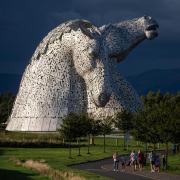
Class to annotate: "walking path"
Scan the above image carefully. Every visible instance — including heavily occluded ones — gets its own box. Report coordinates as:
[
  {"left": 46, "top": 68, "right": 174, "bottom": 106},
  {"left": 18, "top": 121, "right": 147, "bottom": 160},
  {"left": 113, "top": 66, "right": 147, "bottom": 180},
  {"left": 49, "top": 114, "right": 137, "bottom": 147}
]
[
  {"left": 71, "top": 156, "right": 180, "bottom": 180},
  {"left": 102, "top": 163, "right": 180, "bottom": 180}
]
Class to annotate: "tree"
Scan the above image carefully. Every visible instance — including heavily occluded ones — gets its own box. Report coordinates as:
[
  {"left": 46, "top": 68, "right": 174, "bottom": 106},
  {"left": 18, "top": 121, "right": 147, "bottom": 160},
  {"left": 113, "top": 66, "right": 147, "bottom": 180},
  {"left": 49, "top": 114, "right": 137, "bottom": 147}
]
[
  {"left": 87, "top": 118, "right": 101, "bottom": 153},
  {"left": 134, "top": 91, "right": 180, "bottom": 169},
  {"left": 58, "top": 113, "right": 76, "bottom": 158},
  {"left": 133, "top": 92, "right": 171, "bottom": 146},
  {"left": 0, "top": 92, "right": 15, "bottom": 127},
  {"left": 169, "top": 92, "right": 180, "bottom": 144},
  {"left": 158, "top": 93, "right": 180, "bottom": 168},
  {"left": 141, "top": 90, "right": 163, "bottom": 109},
  {"left": 58, "top": 112, "right": 90, "bottom": 158},
  {"left": 133, "top": 108, "right": 162, "bottom": 145},
  {"left": 114, "top": 110, "right": 134, "bottom": 150},
  {"left": 99, "top": 117, "right": 113, "bottom": 153},
  {"left": 75, "top": 113, "right": 91, "bottom": 156},
  {"left": 132, "top": 99, "right": 168, "bottom": 166},
  {"left": 89, "top": 119, "right": 102, "bottom": 146}
]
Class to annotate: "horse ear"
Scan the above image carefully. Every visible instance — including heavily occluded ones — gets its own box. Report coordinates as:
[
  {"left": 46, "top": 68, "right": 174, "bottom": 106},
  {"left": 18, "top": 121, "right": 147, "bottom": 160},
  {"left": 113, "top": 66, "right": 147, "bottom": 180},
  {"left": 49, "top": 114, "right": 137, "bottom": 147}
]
[
  {"left": 76, "top": 20, "right": 102, "bottom": 38},
  {"left": 69, "top": 20, "right": 100, "bottom": 38},
  {"left": 79, "top": 20, "right": 96, "bottom": 39},
  {"left": 79, "top": 20, "right": 94, "bottom": 29},
  {"left": 79, "top": 26, "right": 93, "bottom": 38},
  {"left": 99, "top": 24, "right": 114, "bottom": 34}
]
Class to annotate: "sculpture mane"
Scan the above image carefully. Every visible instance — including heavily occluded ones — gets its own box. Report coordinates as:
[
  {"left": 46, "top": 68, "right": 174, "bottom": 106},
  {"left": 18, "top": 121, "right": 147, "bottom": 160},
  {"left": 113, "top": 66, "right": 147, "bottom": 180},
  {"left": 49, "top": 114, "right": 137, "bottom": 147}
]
[
  {"left": 32, "top": 20, "right": 98, "bottom": 62},
  {"left": 6, "top": 16, "right": 159, "bottom": 131}
]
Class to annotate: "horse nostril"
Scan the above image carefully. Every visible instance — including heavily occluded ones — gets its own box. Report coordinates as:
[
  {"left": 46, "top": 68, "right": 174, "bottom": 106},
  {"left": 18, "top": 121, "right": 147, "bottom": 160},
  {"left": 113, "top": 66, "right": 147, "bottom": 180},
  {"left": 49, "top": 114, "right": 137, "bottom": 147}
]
[
  {"left": 98, "top": 92, "right": 110, "bottom": 107},
  {"left": 143, "top": 15, "right": 151, "bottom": 20}
]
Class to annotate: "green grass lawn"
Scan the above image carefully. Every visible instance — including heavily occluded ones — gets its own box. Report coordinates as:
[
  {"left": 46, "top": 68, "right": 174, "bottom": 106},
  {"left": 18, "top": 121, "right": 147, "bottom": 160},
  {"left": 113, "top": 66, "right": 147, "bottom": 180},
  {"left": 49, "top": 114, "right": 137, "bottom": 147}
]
[
  {"left": 0, "top": 138, "right": 125, "bottom": 179},
  {"left": 168, "top": 154, "right": 180, "bottom": 174},
  {"left": 0, "top": 136, "right": 179, "bottom": 179},
  {"left": 0, "top": 137, "right": 135, "bottom": 180}
]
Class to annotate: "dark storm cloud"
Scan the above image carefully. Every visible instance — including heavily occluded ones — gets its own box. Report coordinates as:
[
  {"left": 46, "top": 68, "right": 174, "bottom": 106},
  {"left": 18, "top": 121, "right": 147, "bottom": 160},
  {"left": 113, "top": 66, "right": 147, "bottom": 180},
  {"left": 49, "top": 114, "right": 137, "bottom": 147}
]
[{"left": 0, "top": 0, "right": 179, "bottom": 75}]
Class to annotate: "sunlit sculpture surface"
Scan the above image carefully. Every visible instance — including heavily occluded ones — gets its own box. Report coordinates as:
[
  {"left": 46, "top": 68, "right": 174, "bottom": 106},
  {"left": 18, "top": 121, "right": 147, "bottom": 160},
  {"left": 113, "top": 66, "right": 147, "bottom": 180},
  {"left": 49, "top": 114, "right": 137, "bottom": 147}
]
[{"left": 6, "top": 16, "right": 159, "bottom": 131}]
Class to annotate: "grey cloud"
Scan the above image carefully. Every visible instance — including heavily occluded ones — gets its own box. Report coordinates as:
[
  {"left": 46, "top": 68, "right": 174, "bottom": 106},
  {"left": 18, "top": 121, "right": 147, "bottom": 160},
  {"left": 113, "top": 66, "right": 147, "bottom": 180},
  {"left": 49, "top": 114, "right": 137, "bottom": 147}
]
[{"left": 0, "top": 0, "right": 179, "bottom": 75}]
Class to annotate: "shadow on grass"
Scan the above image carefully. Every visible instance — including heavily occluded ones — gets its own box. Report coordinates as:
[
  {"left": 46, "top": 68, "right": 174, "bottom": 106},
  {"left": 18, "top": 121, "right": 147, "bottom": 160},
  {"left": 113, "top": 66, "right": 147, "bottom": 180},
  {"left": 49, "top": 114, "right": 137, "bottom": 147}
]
[{"left": 0, "top": 169, "right": 34, "bottom": 180}]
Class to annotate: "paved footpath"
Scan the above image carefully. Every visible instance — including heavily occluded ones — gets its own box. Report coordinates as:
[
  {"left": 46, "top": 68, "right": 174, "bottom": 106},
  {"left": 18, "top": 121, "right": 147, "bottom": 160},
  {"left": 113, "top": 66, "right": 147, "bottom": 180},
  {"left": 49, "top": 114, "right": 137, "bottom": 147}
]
[{"left": 71, "top": 156, "right": 180, "bottom": 180}]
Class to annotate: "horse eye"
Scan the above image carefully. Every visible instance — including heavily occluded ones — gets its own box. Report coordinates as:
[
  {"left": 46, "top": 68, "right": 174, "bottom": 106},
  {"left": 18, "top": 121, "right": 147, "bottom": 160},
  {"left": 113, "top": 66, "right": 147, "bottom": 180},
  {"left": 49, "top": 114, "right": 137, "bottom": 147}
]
[
  {"left": 89, "top": 51, "right": 99, "bottom": 58},
  {"left": 108, "top": 53, "right": 122, "bottom": 63},
  {"left": 109, "top": 54, "right": 117, "bottom": 58}
]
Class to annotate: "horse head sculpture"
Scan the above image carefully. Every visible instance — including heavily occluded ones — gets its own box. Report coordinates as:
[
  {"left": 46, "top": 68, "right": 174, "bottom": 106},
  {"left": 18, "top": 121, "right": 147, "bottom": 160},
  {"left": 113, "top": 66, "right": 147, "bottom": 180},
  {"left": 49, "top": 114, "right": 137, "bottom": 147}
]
[{"left": 6, "top": 16, "right": 159, "bottom": 131}]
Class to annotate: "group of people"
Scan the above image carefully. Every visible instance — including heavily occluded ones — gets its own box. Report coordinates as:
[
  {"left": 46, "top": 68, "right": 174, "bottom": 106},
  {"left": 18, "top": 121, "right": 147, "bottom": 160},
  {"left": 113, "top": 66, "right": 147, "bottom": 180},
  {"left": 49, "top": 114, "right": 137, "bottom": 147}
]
[
  {"left": 129, "top": 149, "right": 144, "bottom": 171},
  {"left": 113, "top": 150, "right": 144, "bottom": 172},
  {"left": 112, "top": 150, "right": 166, "bottom": 172}
]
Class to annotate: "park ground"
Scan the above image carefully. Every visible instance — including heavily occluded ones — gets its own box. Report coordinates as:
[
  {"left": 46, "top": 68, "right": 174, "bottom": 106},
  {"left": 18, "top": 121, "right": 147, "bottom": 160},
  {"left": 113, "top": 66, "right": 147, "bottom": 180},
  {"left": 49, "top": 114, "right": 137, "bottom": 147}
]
[{"left": 0, "top": 134, "right": 180, "bottom": 180}]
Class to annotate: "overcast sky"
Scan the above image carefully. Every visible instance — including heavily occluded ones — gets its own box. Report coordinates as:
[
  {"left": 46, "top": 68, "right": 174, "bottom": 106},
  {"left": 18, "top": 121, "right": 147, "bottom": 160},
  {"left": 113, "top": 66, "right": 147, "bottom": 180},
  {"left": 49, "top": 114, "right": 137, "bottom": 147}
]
[{"left": 0, "top": 0, "right": 179, "bottom": 76}]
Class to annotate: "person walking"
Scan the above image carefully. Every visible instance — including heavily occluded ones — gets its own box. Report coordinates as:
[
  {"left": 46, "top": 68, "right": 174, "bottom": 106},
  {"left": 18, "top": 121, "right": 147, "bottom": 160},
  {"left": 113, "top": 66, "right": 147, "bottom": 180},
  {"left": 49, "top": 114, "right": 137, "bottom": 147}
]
[
  {"left": 154, "top": 155, "right": 160, "bottom": 172},
  {"left": 120, "top": 156, "right": 126, "bottom": 172},
  {"left": 138, "top": 149, "right": 143, "bottom": 171},
  {"left": 113, "top": 152, "right": 119, "bottom": 171},
  {"left": 130, "top": 150, "right": 137, "bottom": 171},
  {"left": 134, "top": 151, "right": 138, "bottom": 171},
  {"left": 149, "top": 150, "right": 155, "bottom": 172},
  {"left": 162, "top": 154, "right": 166, "bottom": 170}
]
